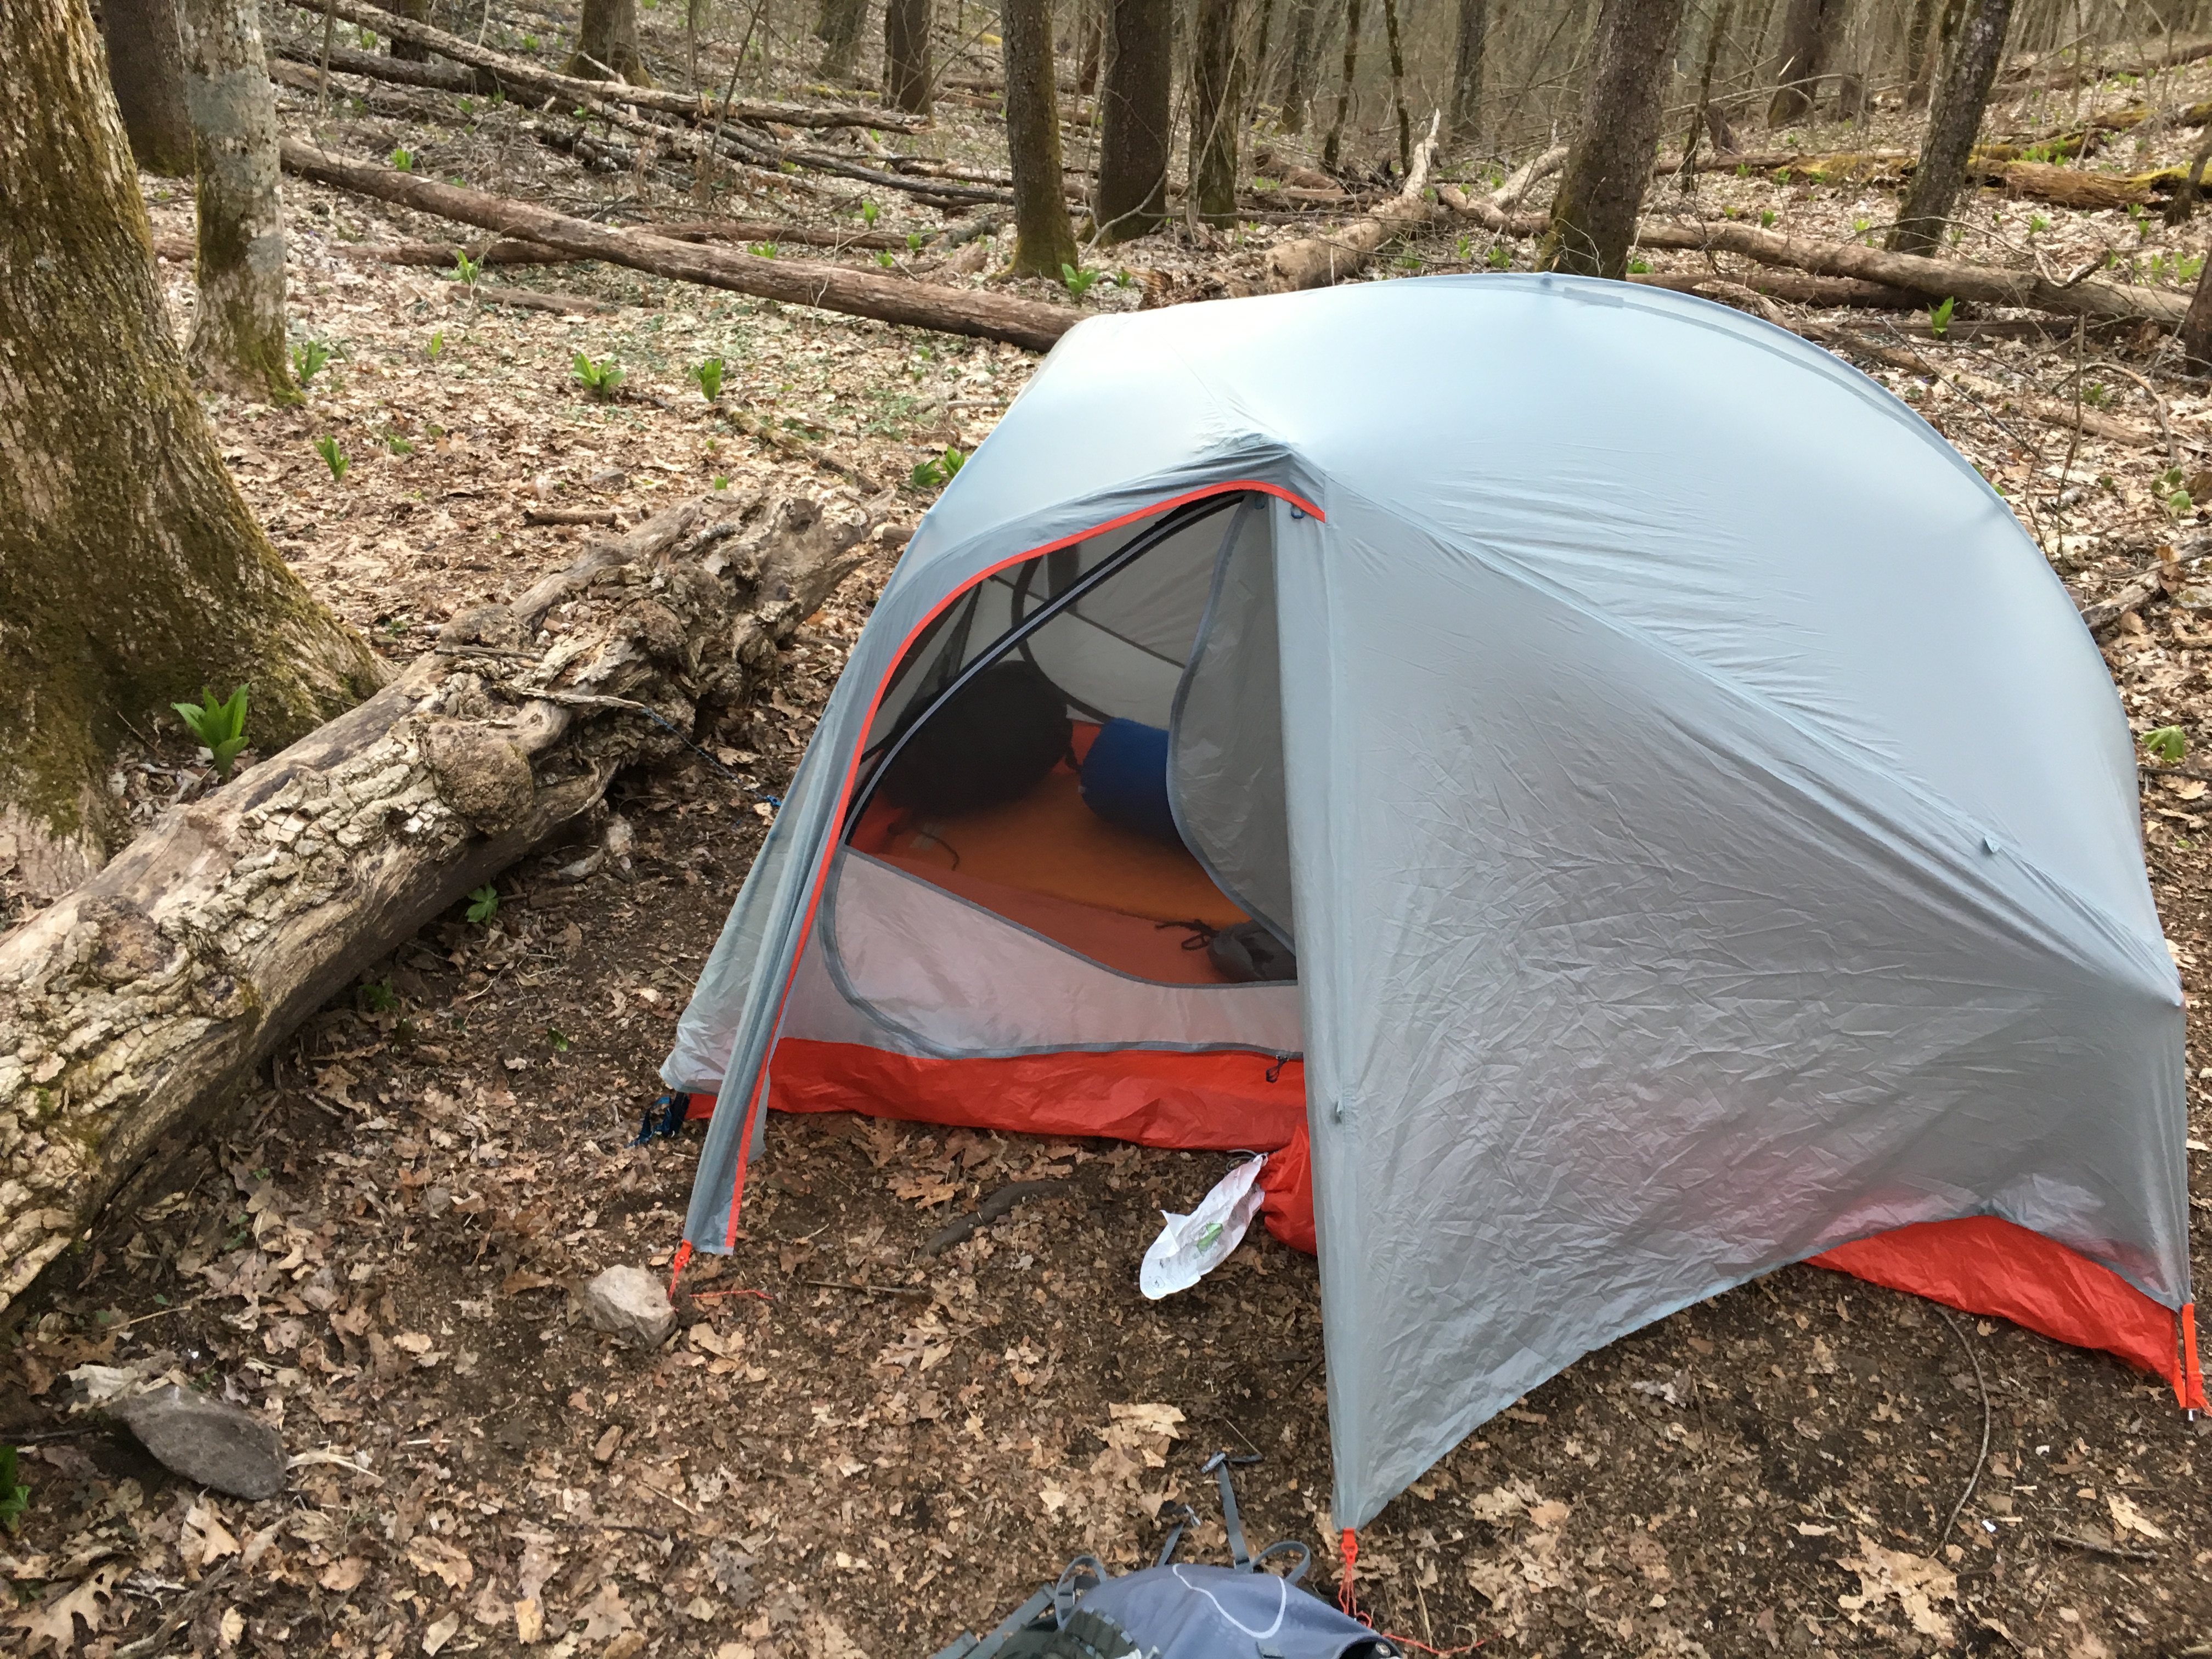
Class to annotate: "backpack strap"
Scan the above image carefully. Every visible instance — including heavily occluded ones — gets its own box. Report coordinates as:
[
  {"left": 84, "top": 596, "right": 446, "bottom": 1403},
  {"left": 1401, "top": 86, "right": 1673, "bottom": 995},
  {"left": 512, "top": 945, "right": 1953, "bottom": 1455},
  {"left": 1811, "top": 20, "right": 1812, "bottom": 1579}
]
[
  {"left": 1248, "top": 1539, "right": 1311, "bottom": 1585},
  {"left": 1051, "top": 1555, "right": 1108, "bottom": 1627},
  {"left": 1201, "top": 1451, "right": 1261, "bottom": 1570}
]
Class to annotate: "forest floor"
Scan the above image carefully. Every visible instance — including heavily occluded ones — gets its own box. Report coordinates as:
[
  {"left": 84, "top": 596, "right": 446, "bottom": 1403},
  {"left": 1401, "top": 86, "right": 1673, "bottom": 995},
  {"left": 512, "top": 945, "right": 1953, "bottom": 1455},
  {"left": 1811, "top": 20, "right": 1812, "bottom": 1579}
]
[{"left": 7, "top": 13, "right": 2212, "bottom": 1659}]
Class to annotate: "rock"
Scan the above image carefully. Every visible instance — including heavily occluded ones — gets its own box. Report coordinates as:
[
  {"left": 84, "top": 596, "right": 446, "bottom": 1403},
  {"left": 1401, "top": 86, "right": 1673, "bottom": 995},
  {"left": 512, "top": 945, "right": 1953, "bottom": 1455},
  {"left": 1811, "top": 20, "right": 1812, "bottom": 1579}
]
[
  {"left": 583, "top": 1265, "right": 676, "bottom": 1348},
  {"left": 112, "top": 1385, "right": 285, "bottom": 1499}
]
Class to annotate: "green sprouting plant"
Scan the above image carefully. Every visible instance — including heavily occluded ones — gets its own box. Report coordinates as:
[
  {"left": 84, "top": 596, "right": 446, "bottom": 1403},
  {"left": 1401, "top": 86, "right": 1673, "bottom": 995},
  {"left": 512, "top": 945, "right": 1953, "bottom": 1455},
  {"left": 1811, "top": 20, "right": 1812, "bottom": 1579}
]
[
  {"left": 572, "top": 353, "right": 624, "bottom": 398},
  {"left": 750, "top": 241, "right": 780, "bottom": 259},
  {"left": 1927, "top": 295, "right": 1956, "bottom": 338},
  {"left": 427, "top": 329, "right": 445, "bottom": 360},
  {"left": 1455, "top": 234, "right": 1472, "bottom": 261},
  {"left": 391, "top": 146, "right": 415, "bottom": 172},
  {"left": 861, "top": 199, "right": 880, "bottom": 226},
  {"left": 1486, "top": 244, "right": 1511, "bottom": 269},
  {"left": 2183, "top": 253, "right": 2208, "bottom": 285},
  {"left": 451, "top": 248, "right": 483, "bottom": 286},
  {"left": 1758, "top": 208, "right": 1776, "bottom": 229},
  {"left": 172, "top": 685, "right": 251, "bottom": 780},
  {"left": 2161, "top": 465, "right": 2194, "bottom": 517},
  {"left": 1734, "top": 162, "right": 1749, "bottom": 177},
  {"left": 1627, "top": 256, "right": 1651, "bottom": 274},
  {"left": 2083, "top": 381, "right": 2109, "bottom": 407},
  {"left": 690, "top": 356, "right": 726, "bottom": 400},
  {"left": 383, "top": 432, "right": 415, "bottom": 455},
  {"left": 292, "top": 338, "right": 332, "bottom": 386},
  {"left": 0, "top": 1446, "right": 29, "bottom": 1534},
  {"left": 2028, "top": 212, "right": 2051, "bottom": 237},
  {"left": 521, "top": 31, "right": 539, "bottom": 48},
  {"left": 2142, "top": 725, "right": 2189, "bottom": 764},
  {"left": 712, "top": 473, "right": 730, "bottom": 489},
  {"left": 1061, "top": 263, "right": 1102, "bottom": 296},
  {"left": 313, "top": 433, "right": 349, "bottom": 480},
  {"left": 1775, "top": 168, "right": 1791, "bottom": 184},
  {"left": 466, "top": 884, "right": 500, "bottom": 925},
  {"left": 878, "top": 249, "right": 896, "bottom": 268},
  {"left": 546, "top": 1026, "right": 572, "bottom": 1053},
  {"left": 909, "top": 446, "right": 967, "bottom": 489},
  {"left": 1853, "top": 217, "right": 1871, "bottom": 239},
  {"left": 907, "top": 232, "right": 925, "bottom": 251},
  {"left": 360, "top": 978, "right": 400, "bottom": 1014}
]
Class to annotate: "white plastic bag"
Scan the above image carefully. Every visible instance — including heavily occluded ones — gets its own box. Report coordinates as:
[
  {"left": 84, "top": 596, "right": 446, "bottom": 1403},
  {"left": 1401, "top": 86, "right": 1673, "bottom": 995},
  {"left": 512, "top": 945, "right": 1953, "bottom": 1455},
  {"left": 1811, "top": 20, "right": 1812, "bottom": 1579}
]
[{"left": 1139, "top": 1155, "right": 1267, "bottom": 1300}]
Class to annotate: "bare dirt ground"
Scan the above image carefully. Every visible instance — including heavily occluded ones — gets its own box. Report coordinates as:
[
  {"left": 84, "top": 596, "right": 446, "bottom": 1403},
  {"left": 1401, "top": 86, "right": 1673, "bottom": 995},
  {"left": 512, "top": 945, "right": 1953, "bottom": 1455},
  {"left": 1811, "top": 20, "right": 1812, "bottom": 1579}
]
[{"left": 5, "top": 12, "right": 2212, "bottom": 1659}]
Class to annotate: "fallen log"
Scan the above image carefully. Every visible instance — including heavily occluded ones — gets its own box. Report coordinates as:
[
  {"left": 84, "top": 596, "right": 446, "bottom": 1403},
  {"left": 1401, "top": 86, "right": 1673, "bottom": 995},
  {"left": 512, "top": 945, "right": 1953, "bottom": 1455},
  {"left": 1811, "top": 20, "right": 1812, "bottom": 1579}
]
[
  {"left": 1627, "top": 268, "right": 1927, "bottom": 310},
  {"left": 279, "top": 139, "right": 1080, "bottom": 351},
  {"left": 0, "top": 488, "right": 875, "bottom": 1321},
  {"left": 307, "top": 0, "right": 925, "bottom": 131},
  {"left": 1257, "top": 114, "right": 1444, "bottom": 292},
  {"left": 270, "top": 32, "right": 490, "bottom": 95},
  {"left": 252, "top": 216, "right": 916, "bottom": 270}
]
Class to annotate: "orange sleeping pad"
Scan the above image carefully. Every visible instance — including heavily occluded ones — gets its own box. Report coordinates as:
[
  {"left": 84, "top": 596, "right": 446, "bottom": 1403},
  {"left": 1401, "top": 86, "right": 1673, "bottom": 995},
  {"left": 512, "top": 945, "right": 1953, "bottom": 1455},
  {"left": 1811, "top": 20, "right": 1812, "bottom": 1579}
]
[{"left": 848, "top": 725, "right": 1249, "bottom": 981}]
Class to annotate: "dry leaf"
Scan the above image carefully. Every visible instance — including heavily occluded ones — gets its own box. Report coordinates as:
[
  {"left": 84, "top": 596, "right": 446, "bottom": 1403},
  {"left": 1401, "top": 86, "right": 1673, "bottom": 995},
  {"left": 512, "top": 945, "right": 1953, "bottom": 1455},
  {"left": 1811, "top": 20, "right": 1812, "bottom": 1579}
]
[
  {"left": 2105, "top": 1492, "right": 2168, "bottom": 1541},
  {"left": 422, "top": 1610, "right": 461, "bottom": 1655},
  {"left": 593, "top": 1424, "right": 625, "bottom": 1462},
  {"left": 219, "top": 1606, "right": 246, "bottom": 1649},
  {"left": 319, "top": 1557, "right": 370, "bottom": 1593},
  {"left": 183, "top": 1502, "right": 241, "bottom": 1567},
  {"left": 1526, "top": 1499, "right": 1571, "bottom": 1530},
  {"left": 804, "top": 1611, "right": 870, "bottom": 1659},
  {"left": 10, "top": 1562, "right": 126, "bottom": 1654},
  {"left": 514, "top": 1597, "right": 544, "bottom": 1644},
  {"left": 1837, "top": 1537, "right": 1955, "bottom": 1641},
  {"left": 407, "top": 1536, "right": 476, "bottom": 1590},
  {"left": 580, "top": 1582, "right": 635, "bottom": 1641},
  {"left": 891, "top": 1177, "right": 960, "bottom": 1206}
]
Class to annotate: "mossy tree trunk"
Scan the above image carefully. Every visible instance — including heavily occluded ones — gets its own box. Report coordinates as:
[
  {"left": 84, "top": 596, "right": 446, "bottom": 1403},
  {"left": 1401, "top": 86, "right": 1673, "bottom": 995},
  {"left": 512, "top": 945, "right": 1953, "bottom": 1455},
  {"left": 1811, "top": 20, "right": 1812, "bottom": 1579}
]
[
  {"left": 1189, "top": 0, "right": 1247, "bottom": 223},
  {"left": 100, "top": 0, "right": 196, "bottom": 176},
  {"left": 883, "top": 0, "right": 932, "bottom": 114},
  {"left": 819, "top": 0, "right": 870, "bottom": 82},
  {"left": 0, "top": 0, "right": 382, "bottom": 903},
  {"left": 1322, "top": 0, "right": 1362, "bottom": 171},
  {"left": 1278, "top": 0, "right": 1321, "bottom": 133},
  {"left": 1888, "top": 0, "right": 2011, "bottom": 255},
  {"left": 569, "top": 0, "right": 652, "bottom": 83},
  {"left": 1002, "top": 0, "right": 1080, "bottom": 275},
  {"left": 1449, "top": 0, "right": 1488, "bottom": 144},
  {"left": 176, "top": 0, "right": 301, "bottom": 403},
  {"left": 1094, "top": 0, "right": 1173, "bottom": 242},
  {"left": 1537, "top": 0, "right": 1689, "bottom": 276}
]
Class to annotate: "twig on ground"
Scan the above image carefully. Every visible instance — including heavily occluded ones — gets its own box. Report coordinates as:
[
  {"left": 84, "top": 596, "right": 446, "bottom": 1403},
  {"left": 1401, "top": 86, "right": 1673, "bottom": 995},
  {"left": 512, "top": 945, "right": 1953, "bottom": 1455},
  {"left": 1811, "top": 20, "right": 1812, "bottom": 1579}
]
[{"left": 1932, "top": 1306, "right": 1991, "bottom": 1548}]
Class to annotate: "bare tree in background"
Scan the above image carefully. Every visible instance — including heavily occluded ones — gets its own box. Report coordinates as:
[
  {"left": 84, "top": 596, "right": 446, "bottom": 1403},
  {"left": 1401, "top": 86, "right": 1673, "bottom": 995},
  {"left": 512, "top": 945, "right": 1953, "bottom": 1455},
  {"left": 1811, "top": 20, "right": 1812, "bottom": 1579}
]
[
  {"left": 1279, "top": 0, "right": 1322, "bottom": 132},
  {"left": 1449, "top": 0, "right": 1489, "bottom": 143},
  {"left": 1889, "top": 0, "right": 2012, "bottom": 255},
  {"left": 819, "top": 0, "right": 869, "bottom": 81},
  {"left": 571, "top": 0, "right": 651, "bottom": 83},
  {"left": 100, "top": 0, "right": 195, "bottom": 175},
  {"left": 390, "top": 0, "right": 431, "bottom": 63},
  {"left": 1002, "top": 0, "right": 1079, "bottom": 275},
  {"left": 1189, "top": 0, "right": 1247, "bottom": 221},
  {"left": 884, "top": 0, "right": 932, "bottom": 113},
  {"left": 1907, "top": 0, "right": 1964, "bottom": 109},
  {"left": 176, "top": 0, "right": 298, "bottom": 403},
  {"left": 1323, "top": 0, "right": 1364, "bottom": 170},
  {"left": 1767, "top": 0, "right": 1848, "bottom": 124},
  {"left": 1, "top": 0, "right": 381, "bottom": 898},
  {"left": 1539, "top": 0, "right": 1689, "bottom": 276},
  {"left": 1380, "top": 0, "right": 1410, "bottom": 174},
  {"left": 1095, "top": 0, "right": 1173, "bottom": 241}
]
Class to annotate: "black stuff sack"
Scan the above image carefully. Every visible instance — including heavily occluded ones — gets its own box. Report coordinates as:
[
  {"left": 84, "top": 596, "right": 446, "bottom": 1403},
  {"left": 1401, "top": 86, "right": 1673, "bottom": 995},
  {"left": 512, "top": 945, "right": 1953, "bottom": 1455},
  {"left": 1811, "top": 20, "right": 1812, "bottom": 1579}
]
[{"left": 879, "top": 662, "right": 1073, "bottom": 819}]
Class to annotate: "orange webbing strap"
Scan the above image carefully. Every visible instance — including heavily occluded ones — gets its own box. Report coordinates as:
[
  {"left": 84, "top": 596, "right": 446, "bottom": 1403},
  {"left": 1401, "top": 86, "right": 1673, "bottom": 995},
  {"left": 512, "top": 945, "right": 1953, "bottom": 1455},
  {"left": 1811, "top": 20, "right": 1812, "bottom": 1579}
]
[
  {"left": 667, "top": 1240, "right": 693, "bottom": 1297},
  {"left": 2183, "top": 1304, "right": 2204, "bottom": 1412},
  {"left": 1341, "top": 1526, "right": 1485, "bottom": 1654}
]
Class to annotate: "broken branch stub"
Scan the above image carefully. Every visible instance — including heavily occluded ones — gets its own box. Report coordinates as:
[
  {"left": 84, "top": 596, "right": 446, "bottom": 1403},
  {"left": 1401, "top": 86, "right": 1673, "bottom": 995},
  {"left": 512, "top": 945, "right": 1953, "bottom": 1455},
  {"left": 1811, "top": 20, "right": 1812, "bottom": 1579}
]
[{"left": 0, "top": 488, "right": 873, "bottom": 1320}]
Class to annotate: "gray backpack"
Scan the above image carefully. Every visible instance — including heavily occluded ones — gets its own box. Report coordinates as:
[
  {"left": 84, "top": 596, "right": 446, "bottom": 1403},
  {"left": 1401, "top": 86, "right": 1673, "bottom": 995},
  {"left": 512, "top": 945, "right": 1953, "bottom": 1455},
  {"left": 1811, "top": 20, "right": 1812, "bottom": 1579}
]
[{"left": 932, "top": 1455, "right": 1396, "bottom": 1659}]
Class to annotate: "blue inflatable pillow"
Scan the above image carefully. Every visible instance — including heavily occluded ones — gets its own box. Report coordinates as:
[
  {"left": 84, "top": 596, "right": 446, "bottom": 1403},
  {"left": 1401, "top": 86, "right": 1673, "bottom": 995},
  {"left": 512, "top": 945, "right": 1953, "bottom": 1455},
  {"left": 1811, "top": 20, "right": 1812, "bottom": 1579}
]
[{"left": 1079, "top": 718, "right": 1183, "bottom": 845}]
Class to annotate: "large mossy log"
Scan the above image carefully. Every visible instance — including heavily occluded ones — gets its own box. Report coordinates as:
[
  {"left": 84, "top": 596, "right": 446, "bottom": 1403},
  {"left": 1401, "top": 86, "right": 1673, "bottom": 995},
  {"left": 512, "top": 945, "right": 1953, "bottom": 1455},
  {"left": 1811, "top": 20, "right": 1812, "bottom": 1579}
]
[{"left": 0, "top": 489, "right": 874, "bottom": 1319}]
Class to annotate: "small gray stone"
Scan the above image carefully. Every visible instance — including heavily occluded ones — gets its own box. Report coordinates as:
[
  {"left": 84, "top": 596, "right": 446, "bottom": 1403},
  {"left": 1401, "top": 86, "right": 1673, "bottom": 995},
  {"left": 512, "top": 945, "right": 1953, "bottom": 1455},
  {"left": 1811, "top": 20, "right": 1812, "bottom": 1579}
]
[
  {"left": 113, "top": 1385, "right": 285, "bottom": 1499},
  {"left": 583, "top": 1265, "right": 676, "bottom": 1348}
]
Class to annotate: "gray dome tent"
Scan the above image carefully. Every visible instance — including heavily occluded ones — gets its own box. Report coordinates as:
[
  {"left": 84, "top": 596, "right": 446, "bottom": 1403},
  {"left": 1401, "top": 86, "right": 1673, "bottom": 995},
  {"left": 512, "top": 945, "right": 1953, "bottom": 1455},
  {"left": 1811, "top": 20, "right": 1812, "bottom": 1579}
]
[{"left": 667, "top": 275, "right": 2203, "bottom": 1533}]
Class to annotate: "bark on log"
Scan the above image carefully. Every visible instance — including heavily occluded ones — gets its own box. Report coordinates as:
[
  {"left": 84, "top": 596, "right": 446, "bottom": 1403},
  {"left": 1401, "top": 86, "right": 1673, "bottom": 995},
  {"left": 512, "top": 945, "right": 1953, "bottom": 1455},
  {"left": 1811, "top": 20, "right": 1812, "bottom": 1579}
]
[
  {"left": 0, "top": 488, "right": 875, "bottom": 1321},
  {"left": 168, "top": 216, "right": 912, "bottom": 269},
  {"left": 1256, "top": 111, "right": 1442, "bottom": 291},
  {"left": 1626, "top": 268, "right": 1929, "bottom": 310},
  {"left": 270, "top": 32, "right": 490, "bottom": 94},
  {"left": 303, "top": 0, "right": 925, "bottom": 129},
  {"left": 279, "top": 140, "right": 1080, "bottom": 351}
]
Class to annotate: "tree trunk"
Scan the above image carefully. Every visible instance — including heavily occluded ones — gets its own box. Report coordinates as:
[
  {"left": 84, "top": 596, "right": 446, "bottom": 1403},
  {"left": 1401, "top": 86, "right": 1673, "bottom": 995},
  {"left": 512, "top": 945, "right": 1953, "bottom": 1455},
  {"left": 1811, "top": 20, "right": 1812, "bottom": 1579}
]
[
  {"left": 819, "top": 0, "right": 869, "bottom": 81},
  {"left": 99, "top": 0, "right": 196, "bottom": 176},
  {"left": 389, "top": 0, "right": 431, "bottom": 61},
  {"left": 1094, "top": 0, "right": 1173, "bottom": 241},
  {"left": 1279, "top": 0, "right": 1322, "bottom": 132},
  {"left": 1251, "top": 0, "right": 1277, "bottom": 104},
  {"left": 1909, "top": 0, "right": 1965, "bottom": 109},
  {"left": 570, "top": 0, "right": 652, "bottom": 83},
  {"left": 1002, "top": 0, "right": 1080, "bottom": 273},
  {"left": 1381, "top": 0, "right": 1410, "bottom": 175},
  {"left": 884, "top": 0, "right": 932, "bottom": 114},
  {"left": 1767, "top": 0, "right": 1846, "bottom": 123},
  {"left": 2179, "top": 239, "right": 2212, "bottom": 366},
  {"left": 1322, "top": 0, "right": 1362, "bottom": 171},
  {"left": 1078, "top": 2, "right": 1105, "bottom": 94},
  {"left": 1539, "top": 0, "right": 1690, "bottom": 276},
  {"left": 1449, "top": 0, "right": 1488, "bottom": 143},
  {"left": 1679, "top": 0, "right": 1734, "bottom": 188},
  {"left": 175, "top": 0, "right": 300, "bottom": 404},
  {"left": 1889, "top": 0, "right": 2012, "bottom": 254},
  {"left": 1189, "top": 0, "right": 1246, "bottom": 221},
  {"left": 0, "top": 489, "right": 875, "bottom": 1324},
  {"left": 1, "top": 1, "right": 382, "bottom": 906}
]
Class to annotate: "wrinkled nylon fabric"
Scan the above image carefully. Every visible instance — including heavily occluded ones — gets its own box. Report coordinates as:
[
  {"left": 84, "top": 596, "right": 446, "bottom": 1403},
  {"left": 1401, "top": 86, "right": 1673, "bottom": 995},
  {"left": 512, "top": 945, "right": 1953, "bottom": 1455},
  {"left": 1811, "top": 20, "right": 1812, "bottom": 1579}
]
[{"left": 669, "top": 276, "right": 2190, "bottom": 1531}]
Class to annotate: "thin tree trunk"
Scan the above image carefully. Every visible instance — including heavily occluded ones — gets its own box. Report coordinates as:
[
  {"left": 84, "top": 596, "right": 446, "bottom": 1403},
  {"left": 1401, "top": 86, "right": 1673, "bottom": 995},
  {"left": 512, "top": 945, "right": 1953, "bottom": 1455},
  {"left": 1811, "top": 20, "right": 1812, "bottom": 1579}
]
[
  {"left": 1279, "top": 0, "right": 1322, "bottom": 132},
  {"left": 1538, "top": 0, "right": 1691, "bottom": 276},
  {"left": 1078, "top": 3, "right": 1105, "bottom": 94},
  {"left": 1449, "top": 0, "right": 1489, "bottom": 142},
  {"left": 819, "top": 0, "right": 868, "bottom": 80},
  {"left": 1323, "top": 0, "right": 1362, "bottom": 170},
  {"left": 1910, "top": 0, "right": 1965, "bottom": 108},
  {"left": 570, "top": 0, "right": 652, "bottom": 83},
  {"left": 1768, "top": 0, "right": 1847, "bottom": 122},
  {"left": 100, "top": 0, "right": 196, "bottom": 175},
  {"left": 1252, "top": 0, "right": 1278, "bottom": 106},
  {"left": 1, "top": 1, "right": 381, "bottom": 904},
  {"left": 1001, "top": 0, "right": 1080, "bottom": 274},
  {"left": 1680, "top": 0, "right": 1734, "bottom": 188},
  {"left": 1189, "top": 0, "right": 1246, "bottom": 219},
  {"left": 1889, "top": 0, "right": 2012, "bottom": 254},
  {"left": 176, "top": 0, "right": 299, "bottom": 403},
  {"left": 1381, "top": 0, "right": 1410, "bottom": 174},
  {"left": 884, "top": 0, "right": 933, "bottom": 114},
  {"left": 390, "top": 0, "right": 431, "bottom": 61},
  {"left": 1094, "top": 0, "right": 1173, "bottom": 241},
  {"left": 2181, "top": 240, "right": 2212, "bottom": 366}
]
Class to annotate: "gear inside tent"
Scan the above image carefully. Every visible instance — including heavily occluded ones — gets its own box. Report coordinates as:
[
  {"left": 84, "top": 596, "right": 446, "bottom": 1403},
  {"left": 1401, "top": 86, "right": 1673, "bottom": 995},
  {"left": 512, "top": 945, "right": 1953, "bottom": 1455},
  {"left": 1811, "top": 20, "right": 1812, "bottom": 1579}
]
[{"left": 664, "top": 275, "right": 2203, "bottom": 1532}]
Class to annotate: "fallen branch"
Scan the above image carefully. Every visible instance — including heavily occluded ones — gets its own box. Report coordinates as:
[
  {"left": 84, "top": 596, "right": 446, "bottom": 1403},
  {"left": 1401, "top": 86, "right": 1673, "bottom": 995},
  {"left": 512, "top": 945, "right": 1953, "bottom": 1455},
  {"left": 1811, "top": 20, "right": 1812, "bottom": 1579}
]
[
  {"left": 306, "top": 0, "right": 924, "bottom": 131},
  {"left": 270, "top": 32, "right": 489, "bottom": 95},
  {"left": 1627, "top": 268, "right": 1925, "bottom": 310},
  {"left": 1253, "top": 111, "right": 1445, "bottom": 292},
  {"left": 280, "top": 139, "right": 1080, "bottom": 351},
  {"left": 0, "top": 490, "right": 876, "bottom": 1321}
]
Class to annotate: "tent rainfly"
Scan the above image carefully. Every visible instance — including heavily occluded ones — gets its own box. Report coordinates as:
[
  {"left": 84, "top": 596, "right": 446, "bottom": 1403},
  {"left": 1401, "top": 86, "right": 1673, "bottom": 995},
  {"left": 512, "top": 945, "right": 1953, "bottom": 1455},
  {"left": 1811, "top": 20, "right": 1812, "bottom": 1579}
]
[{"left": 665, "top": 275, "right": 2204, "bottom": 1534}]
